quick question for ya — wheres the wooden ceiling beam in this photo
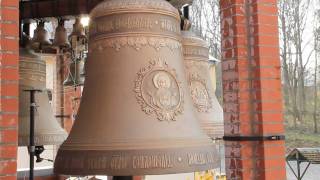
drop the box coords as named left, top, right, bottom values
left=20, top=0, right=193, bottom=20
left=20, top=0, right=103, bottom=20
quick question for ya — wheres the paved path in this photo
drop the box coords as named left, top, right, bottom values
left=286, top=162, right=320, bottom=180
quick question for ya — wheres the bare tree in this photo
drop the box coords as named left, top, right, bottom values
left=190, top=0, right=222, bottom=99
left=278, top=0, right=313, bottom=128
left=313, top=9, right=320, bottom=133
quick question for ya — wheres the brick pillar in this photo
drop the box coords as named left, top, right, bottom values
left=0, top=0, right=19, bottom=179
left=220, top=0, right=286, bottom=179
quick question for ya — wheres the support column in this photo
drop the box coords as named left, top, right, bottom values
left=220, top=0, right=286, bottom=179
left=0, top=0, right=19, bottom=179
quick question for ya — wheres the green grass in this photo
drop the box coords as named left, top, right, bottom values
left=285, top=128, right=320, bottom=150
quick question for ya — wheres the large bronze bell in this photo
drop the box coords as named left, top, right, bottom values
left=182, top=31, right=224, bottom=139
left=31, top=21, right=51, bottom=51
left=54, top=0, right=216, bottom=176
left=53, top=19, right=70, bottom=48
left=63, top=59, right=85, bottom=86
left=19, top=47, right=68, bottom=146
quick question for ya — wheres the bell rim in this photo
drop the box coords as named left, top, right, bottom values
left=18, top=133, right=67, bottom=146
left=54, top=143, right=219, bottom=176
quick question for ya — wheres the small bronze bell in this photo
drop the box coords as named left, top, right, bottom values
left=53, top=19, right=70, bottom=48
left=54, top=0, right=216, bottom=176
left=31, top=21, right=51, bottom=51
left=19, top=45, right=67, bottom=146
left=69, top=18, right=87, bottom=55
left=63, top=59, right=85, bottom=87
left=182, top=31, right=224, bottom=139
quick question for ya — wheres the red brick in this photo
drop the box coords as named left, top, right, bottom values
left=1, top=8, right=19, bottom=22
left=264, top=168, right=287, bottom=180
left=254, top=46, right=280, bottom=57
left=0, top=68, right=19, bottom=81
left=0, top=38, right=19, bottom=51
left=257, top=101, right=283, bottom=112
left=0, top=98, right=18, bottom=112
left=0, top=129, right=17, bottom=143
left=263, top=142, right=286, bottom=157
left=0, top=23, right=19, bottom=37
left=257, top=79, right=282, bottom=90
left=0, top=161, right=17, bottom=175
left=221, top=0, right=285, bottom=179
left=254, top=35, right=279, bottom=46
left=1, top=0, right=19, bottom=7
left=0, top=145, right=17, bottom=159
left=259, top=112, right=283, bottom=122
left=0, top=1, right=19, bottom=178
left=1, top=53, right=19, bottom=66
left=252, top=2, right=278, bottom=15
left=262, top=123, right=285, bottom=134
left=255, top=56, right=281, bottom=67
left=0, top=114, right=18, bottom=127
left=1, top=83, right=19, bottom=97
left=0, top=176, right=16, bottom=180
left=252, top=14, right=278, bottom=25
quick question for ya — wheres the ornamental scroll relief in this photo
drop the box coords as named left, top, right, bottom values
left=89, top=36, right=182, bottom=52
left=134, top=58, right=184, bottom=121
left=186, top=62, right=213, bottom=113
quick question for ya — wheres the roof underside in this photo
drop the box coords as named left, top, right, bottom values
left=20, top=0, right=193, bottom=20
left=287, top=148, right=320, bottom=164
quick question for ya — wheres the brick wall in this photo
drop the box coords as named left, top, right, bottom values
left=0, top=0, right=19, bottom=179
left=63, top=86, right=81, bottom=132
left=220, top=0, right=286, bottom=179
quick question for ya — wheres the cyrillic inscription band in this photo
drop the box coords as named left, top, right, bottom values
left=90, top=14, right=180, bottom=37
left=55, top=150, right=218, bottom=172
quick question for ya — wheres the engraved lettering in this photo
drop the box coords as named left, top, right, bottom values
left=70, top=158, right=84, bottom=169
left=110, top=155, right=128, bottom=170
left=160, top=19, right=179, bottom=33
left=88, top=157, right=108, bottom=170
left=188, top=153, right=207, bottom=165
left=132, top=154, right=173, bottom=169
left=206, top=152, right=215, bottom=164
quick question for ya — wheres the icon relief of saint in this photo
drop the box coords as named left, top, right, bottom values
left=149, top=72, right=179, bottom=110
left=134, top=59, right=183, bottom=121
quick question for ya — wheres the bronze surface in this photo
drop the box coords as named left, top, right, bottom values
left=18, top=48, right=68, bottom=146
left=54, top=0, right=216, bottom=176
left=182, top=31, right=224, bottom=139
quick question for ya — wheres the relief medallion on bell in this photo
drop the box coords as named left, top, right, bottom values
left=185, top=62, right=213, bottom=113
left=134, top=58, right=184, bottom=121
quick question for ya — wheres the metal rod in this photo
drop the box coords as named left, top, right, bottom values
left=25, top=90, right=42, bottom=180
left=301, top=162, right=311, bottom=179
left=113, top=176, right=133, bottom=180
left=183, top=5, right=189, bottom=19
left=30, top=91, right=35, bottom=180
left=296, top=152, right=301, bottom=180
left=286, top=161, right=298, bottom=179
left=23, top=22, right=30, bottom=36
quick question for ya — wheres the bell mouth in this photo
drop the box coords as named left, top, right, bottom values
left=18, top=133, right=67, bottom=146
left=54, top=143, right=218, bottom=176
